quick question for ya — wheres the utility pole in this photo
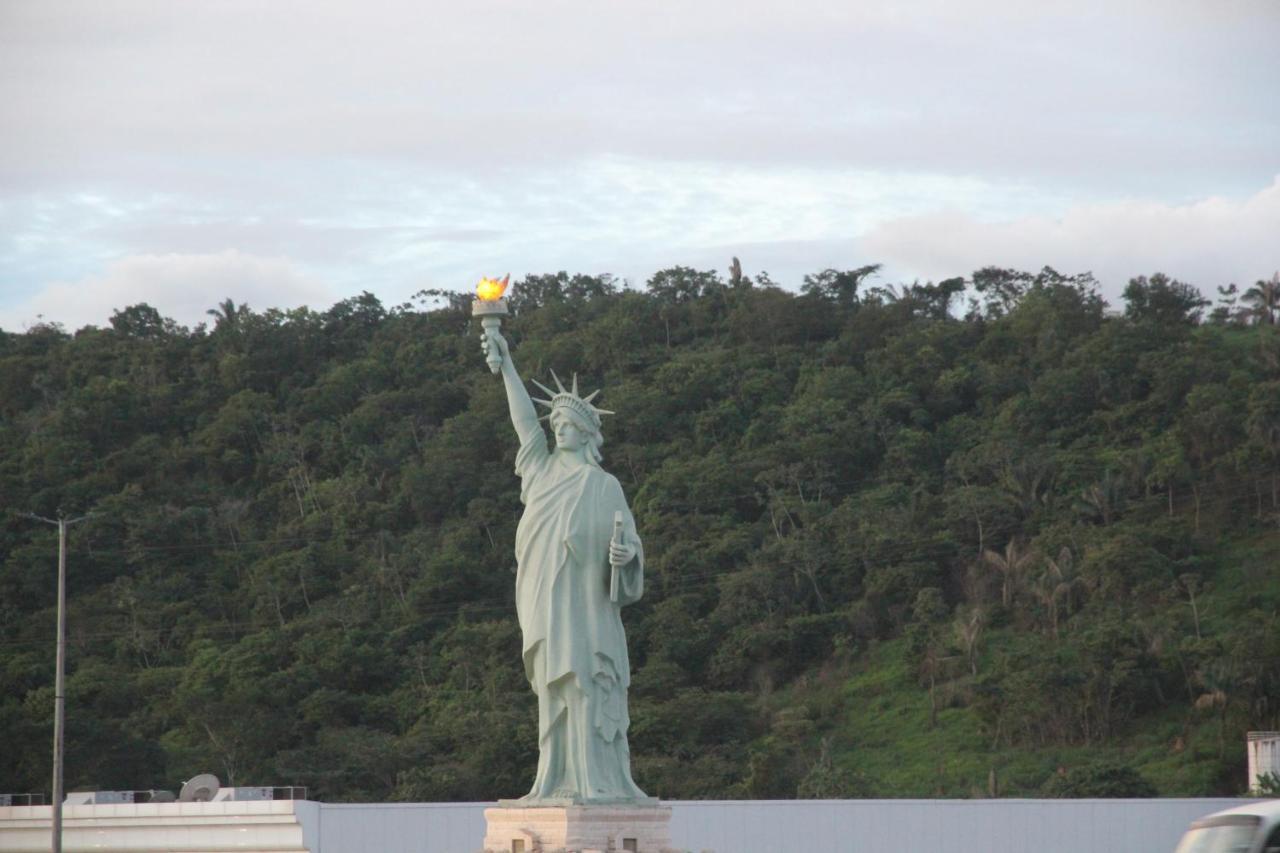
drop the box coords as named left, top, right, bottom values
left=24, top=510, right=93, bottom=853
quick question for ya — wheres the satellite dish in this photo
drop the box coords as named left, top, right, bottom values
left=179, top=774, right=221, bottom=802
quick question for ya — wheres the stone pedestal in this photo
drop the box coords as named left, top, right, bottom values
left=482, top=803, right=675, bottom=853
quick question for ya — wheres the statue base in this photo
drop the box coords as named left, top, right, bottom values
left=482, top=802, right=675, bottom=853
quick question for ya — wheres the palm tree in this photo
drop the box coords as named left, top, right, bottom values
left=998, top=457, right=1054, bottom=520
left=982, top=539, right=1036, bottom=608
left=953, top=604, right=987, bottom=675
left=1030, top=547, right=1080, bottom=638
left=207, top=297, right=240, bottom=328
left=1076, top=470, right=1125, bottom=525
left=1177, top=573, right=1206, bottom=640
left=1242, top=272, right=1280, bottom=325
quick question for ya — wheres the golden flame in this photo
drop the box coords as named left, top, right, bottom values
left=475, top=274, right=510, bottom=301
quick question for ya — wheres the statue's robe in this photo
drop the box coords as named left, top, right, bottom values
left=514, top=431, right=647, bottom=803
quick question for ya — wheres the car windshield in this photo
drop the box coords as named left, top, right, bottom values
left=1174, top=816, right=1261, bottom=853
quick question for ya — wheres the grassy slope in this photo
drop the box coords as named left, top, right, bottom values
left=768, top=532, right=1280, bottom=798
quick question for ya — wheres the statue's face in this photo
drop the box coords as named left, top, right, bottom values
left=551, top=411, right=589, bottom=451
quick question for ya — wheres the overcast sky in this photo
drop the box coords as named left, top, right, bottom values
left=2, top=0, right=1277, bottom=331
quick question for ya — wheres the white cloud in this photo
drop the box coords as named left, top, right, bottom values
left=0, top=250, right=340, bottom=332
left=2, top=0, right=1276, bottom=192
left=859, top=177, right=1280, bottom=300
left=1, top=158, right=1061, bottom=319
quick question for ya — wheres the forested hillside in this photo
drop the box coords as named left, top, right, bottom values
left=2, top=266, right=1278, bottom=801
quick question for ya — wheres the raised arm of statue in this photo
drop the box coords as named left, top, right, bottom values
left=481, top=328, right=541, bottom=446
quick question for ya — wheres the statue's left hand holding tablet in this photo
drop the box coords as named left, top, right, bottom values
left=609, top=536, right=637, bottom=567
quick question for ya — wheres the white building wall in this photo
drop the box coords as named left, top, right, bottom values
left=0, top=799, right=320, bottom=853
left=305, top=798, right=1259, bottom=853
left=1248, top=731, right=1280, bottom=791
left=0, top=797, right=1260, bottom=853
left=316, top=802, right=484, bottom=853
left=666, top=799, right=1256, bottom=853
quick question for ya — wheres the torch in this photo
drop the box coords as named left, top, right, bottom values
left=473, top=274, right=510, bottom=374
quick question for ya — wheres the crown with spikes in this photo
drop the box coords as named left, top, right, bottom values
left=530, top=370, right=614, bottom=429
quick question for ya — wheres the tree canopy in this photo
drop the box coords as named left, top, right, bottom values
left=1, top=266, right=1277, bottom=801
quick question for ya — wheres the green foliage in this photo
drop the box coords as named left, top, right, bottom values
left=1040, top=760, right=1158, bottom=798
left=1252, top=771, right=1280, bottom=796
left=0, top=266, right=1276, bottom=801
left=1123, top=274, right=1210, bottom=326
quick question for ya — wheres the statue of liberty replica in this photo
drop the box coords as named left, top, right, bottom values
left=482, top=324, right=651, bottom=805
left=474, top=283, right=674, bottom=852
left=475, top=286, right=675, bottom=852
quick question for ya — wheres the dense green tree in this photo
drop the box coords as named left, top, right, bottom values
left=1123, top=273, right=1210, bottom=326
